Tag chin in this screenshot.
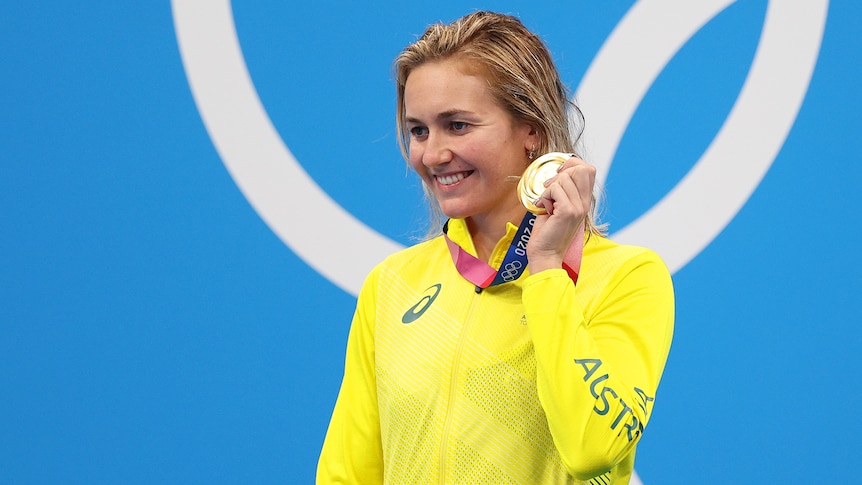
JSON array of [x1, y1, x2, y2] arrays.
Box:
[[438, 203, 474, 221]]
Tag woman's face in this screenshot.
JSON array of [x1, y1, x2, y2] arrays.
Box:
[[403, 59, 535, 226]]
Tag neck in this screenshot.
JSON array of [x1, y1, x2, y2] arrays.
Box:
[[465, 206, 527, 263]]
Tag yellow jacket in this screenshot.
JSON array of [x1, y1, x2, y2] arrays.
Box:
[[318, 218, 674, 484]]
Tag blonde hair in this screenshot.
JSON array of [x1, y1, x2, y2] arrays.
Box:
[[394, 11, 604, 237]]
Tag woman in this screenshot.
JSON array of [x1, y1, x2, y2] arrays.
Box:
[[317, 11, 674, 484]]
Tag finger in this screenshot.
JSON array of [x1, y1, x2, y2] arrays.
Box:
[[570, 161, 595, 201], [553, 157, 594, 186], [540, 155, 586, 187], [537, 156, 595, 215], [554, 165, 595, 213], [539, 177, 580, 218], [535, 192, 554, 215], [546, 176, 581, 217], [556, 154, 587, 173]]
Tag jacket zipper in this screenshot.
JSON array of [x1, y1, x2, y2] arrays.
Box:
[[438, 288, 482, 484]]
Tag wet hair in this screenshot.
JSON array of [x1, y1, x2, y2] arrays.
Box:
[[394, 10, 605, 237]]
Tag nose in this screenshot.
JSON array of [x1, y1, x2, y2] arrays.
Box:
[[421, 132, 453, 168]]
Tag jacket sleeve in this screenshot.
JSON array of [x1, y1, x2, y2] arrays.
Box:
[[522, 249, 674, 481], [316, 267, 384, 484]]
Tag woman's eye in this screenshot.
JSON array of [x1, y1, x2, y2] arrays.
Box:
[[410, 126, 428, 137]]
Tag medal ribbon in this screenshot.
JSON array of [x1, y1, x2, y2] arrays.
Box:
[[443, 212, 583, 289]]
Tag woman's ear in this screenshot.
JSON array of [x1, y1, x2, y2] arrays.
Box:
[[524, 126, 540, 154]]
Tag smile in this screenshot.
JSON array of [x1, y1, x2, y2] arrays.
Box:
[[435, 171, 473, 186]]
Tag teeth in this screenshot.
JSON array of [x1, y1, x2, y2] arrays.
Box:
[[437, 172, 468, 185]]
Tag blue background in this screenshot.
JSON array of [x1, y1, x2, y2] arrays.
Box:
[[3, 1, 860, 483]]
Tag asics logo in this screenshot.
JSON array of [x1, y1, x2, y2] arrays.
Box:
[[402, 284, 441, 324]]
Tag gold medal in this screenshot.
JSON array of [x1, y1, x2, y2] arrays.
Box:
[[517, 152, 572, 214]]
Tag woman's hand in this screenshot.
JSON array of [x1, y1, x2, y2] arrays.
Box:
[[527, 155, 595, 274]]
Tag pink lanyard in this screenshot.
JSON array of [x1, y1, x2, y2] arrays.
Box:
[[443, 213, 584, 291]]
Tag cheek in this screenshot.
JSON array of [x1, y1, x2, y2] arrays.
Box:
[[408, 148, 427, 177]]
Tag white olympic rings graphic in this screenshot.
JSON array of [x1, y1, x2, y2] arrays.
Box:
[[171, 0, 827, 297], [501, 260, 525, 282]]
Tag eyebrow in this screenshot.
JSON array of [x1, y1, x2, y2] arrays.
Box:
[[405, 109, 473, 124]]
